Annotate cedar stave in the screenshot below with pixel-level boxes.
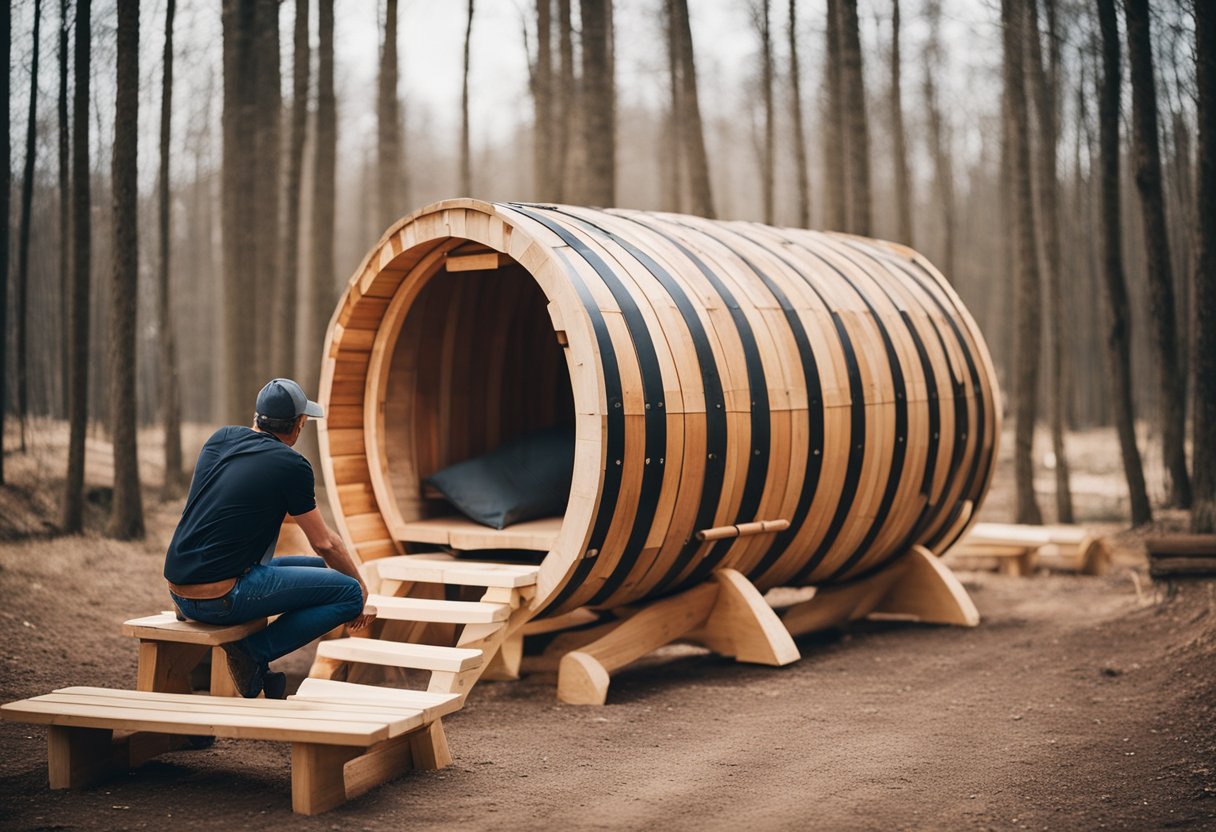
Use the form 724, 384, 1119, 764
318, 200, 999, 617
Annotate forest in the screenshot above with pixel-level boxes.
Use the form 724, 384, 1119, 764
0, 0, 1213, 541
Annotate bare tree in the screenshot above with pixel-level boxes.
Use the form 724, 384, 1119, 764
1194, 0, 1216, 532
58, 0, 70, 414
675, 0, 714, 218
838, 0, 871, 235
1097, 0, 1152, 525
823, 0, 845, 230
1124, 0, 1192, 507
159, 0, 184, 495
379, 0, 402, 223
1003, 0, 1043, 524
63, 0, 92, 531
109, 0, 144, 539
580, 0, 615, 206
461, 0, 474, 195
756, 0, 775, 224
534, 0, 555, 200
889, 0, 912, 244
555, 0, 574, 201
306, 0, 336, 395
0, 0, 9, 486
788, 0, 809, 228
1026, 0, 1073, 522
15, 0, 42, 453
923, 0, 954, 280
252, 0, 281, 378
273, 0, 308, 377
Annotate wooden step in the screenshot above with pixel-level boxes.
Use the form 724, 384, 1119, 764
368, 594, 510, 624
374, 554, 539, 588
390, 515, 561, 552
315, 638, 483, 672
291, 678, 462, 723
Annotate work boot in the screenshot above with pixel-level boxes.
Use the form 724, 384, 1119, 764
221, 641, 264, 699
263, 671, 288, 700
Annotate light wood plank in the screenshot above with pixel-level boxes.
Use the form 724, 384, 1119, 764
367, 594, 510, 624
315, 638, 483, 672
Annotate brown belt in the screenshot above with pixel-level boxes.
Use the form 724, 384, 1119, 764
167, 577, 237, 599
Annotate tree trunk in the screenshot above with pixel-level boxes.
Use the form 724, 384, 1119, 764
221, 0, 258, 423
580, 0, 615, 206
58, 0, 70, 417
1026, 0, 1073, 522
555, 0, 574, 202
108, 0, 144, 539
662, 0, 683, 212
1003, 0, 1043, 525
0, 0, 9, 485
823, 0, 845, 230
1193, 0, 1216, 533
923, 0, 954, 281
534, 0, 555, 200
379, 0, 402, 223
787, 0, 809, 228
273, 0, 308, 380
1124, 0, 1192, 507
15, 0, 42, 453
252, 0, 281, 380
757, 0, 775, 225
159, 0, 184, 496
889, 0, 912, 244
63, 0, 92, 531
460, 0, 474, 195
675, 0, 714, 218
838, 0, 871, 235
1097, 0, 1152, 525
307, 0, 336, 395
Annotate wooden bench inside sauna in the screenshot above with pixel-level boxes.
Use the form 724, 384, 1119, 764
319, 199, 999, 704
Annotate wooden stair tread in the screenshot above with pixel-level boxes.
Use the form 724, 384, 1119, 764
121, 612, 267, 645
292, 678, 462, 722
1, 688, 409, 745
368, 594, 510, 624
391, 515, 561, 552
374, 554, 539, 587
316, 638, 483, 672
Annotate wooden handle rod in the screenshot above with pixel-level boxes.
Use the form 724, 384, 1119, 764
696, 519, 790, 542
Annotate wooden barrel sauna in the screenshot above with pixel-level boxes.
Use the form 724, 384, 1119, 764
318, 199, 1000, 618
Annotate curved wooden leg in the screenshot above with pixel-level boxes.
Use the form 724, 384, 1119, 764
697, 569, 800, 665
873, 545, 979, 626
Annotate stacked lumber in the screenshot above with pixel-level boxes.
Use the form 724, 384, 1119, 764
945, 522, 1110, 576
1145, 535, 1216, 578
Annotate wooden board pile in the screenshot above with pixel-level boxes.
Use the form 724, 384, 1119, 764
944, 522, 1111, 576
1145, 535, 1216, 578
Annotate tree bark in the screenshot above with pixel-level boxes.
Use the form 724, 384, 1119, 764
159, 0, 184, 496
889, 0, 912, 244
1003, 0, 1043, 524
757, 0, 775, 225
580, 0, 615, 206
1193, 0, 1216, 533
0, 0, 9, 485
63, 0, 92, 531
252, 0, 281, 380
15, 0, 42, 453
838, 0, 871, 235
923, 0, 954, 281
675, 0, 714, 218
1124, 0, 1192, 507
662, 0, 683, 212
555, 0, 574, 202
534, 0, 555, 200
823, 0, 846, 230
306, 0, 336, 396
58, 0, 70, 417
273, 0, 309, 379
108, 0, 144, 539
787, 0, 809, 228
460, 0, 474, 195
379, 0, 402, 222
1097, 0, 1152, 525
1026, 0, 1073, 522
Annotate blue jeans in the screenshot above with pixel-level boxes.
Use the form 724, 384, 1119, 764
171, 556, 363, 667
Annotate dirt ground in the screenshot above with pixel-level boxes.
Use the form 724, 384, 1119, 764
1, 421, 1214, 831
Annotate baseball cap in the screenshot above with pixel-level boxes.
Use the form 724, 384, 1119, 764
255, 378, 325, 420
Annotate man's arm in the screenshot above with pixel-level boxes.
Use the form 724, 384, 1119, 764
292, 508, 376, 630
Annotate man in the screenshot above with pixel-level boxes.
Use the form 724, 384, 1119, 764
164, 378, 375, 698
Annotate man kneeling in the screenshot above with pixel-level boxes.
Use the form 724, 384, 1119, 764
163, 378, 376, 698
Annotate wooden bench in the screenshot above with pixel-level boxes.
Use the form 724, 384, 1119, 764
1, 680, 461, 815
122, 612, 268, 696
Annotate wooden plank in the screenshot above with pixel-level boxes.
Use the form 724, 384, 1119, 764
122, 613, 267, 646
315, 638, 484, 672
1145, 534, 1216, 557
445, 251, 510, 272
48, 725, 117, 789
367, 594, 511, 624
292, 742, 363, 814
393, 515, 562, 552
374, 554, 539, 587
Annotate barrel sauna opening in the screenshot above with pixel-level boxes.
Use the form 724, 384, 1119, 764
382, 255, 575, 547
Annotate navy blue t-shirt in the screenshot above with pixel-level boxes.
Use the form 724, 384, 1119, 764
164, 426, 317, 584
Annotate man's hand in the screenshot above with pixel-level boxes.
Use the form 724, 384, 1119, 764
349, 604, 377, 632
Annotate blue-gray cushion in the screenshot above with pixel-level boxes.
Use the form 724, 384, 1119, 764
423, 425, 575, 529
